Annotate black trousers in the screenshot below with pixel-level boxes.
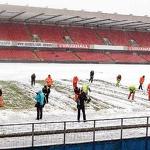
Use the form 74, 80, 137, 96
45, 92, 50, 103
77, 106, 86, 121
89, 76, 94, 83
37, 106, 43, 119
31, 80, 35, 86
138, 84, 143, 90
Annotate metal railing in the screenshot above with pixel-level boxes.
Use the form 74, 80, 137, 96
0, 116, 149, 149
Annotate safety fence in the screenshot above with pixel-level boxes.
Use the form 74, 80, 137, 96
0, 116, 150, 149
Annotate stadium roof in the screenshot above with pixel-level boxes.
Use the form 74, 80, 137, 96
0, 4, 150, 31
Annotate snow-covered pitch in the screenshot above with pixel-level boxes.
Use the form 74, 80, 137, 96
0, 63, 150, 124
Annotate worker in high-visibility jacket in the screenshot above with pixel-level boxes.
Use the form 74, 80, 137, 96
45, 74, 53, 88
72, 76, 79, 89
138, 75, 145, 90
82, 83, 91, 95
128, 85, 136, 101
81, 83, 91, 103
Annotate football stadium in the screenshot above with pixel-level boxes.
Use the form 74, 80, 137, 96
0, 2, 150, 150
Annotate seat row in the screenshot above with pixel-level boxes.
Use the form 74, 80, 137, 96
0, 49, 149, 63
0, 23, 149, 47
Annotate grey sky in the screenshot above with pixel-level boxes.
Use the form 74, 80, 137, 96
0, 0, 150, 16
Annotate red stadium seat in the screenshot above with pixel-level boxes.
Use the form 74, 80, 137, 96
27, 25, 65, 43
0, 49, 39, 61
107, 52, 147, 63
0, 22, 149, 63
74, 51, 113, 62
35, 50, 80, 61
0, 23, 31, 41
66, 27, 102, 44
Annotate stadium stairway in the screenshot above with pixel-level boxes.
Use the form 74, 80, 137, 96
94, 30, 103, 44
31, 49, 42, 61
24, 24, 34, 42
72, 51, 82, 60
139, 53, 150, 63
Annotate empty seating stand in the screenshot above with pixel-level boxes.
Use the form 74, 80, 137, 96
108, 52, 147, 63
35, 50, 80, 62
0, 22, 149, 63
0, 48, 149, 63
74, 51, 113, 63
96, 29, 130, 46
0, 23, 31, 41
27, 25, 65, 43
0, 23, 149, 47
66, 27, 102, 44
128, 31, 150, 47
139, 53, 150, 62
0, 49, 38, 61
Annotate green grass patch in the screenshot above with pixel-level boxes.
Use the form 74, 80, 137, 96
0, 81, 34, 110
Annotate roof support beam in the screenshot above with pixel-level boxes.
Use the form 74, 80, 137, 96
9, 11, 25, 20
145, 28, 150, 30
40, 15, 62, 22
83, 19, 112, 25
0, 10, 6, 15
111, 21, 142, 27
25, 13, 45, 22
70, 17, 96, 24
97, 20, 128, 26
55, 16, 79, 24
123, 23, 149, 28
129, 23, 150, 28
107, 20, 129, 26
135, 25, 150, 29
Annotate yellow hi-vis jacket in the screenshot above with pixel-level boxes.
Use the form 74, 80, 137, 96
82, 84, 90, 94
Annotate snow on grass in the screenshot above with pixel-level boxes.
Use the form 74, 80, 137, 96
0, 63, 150, 124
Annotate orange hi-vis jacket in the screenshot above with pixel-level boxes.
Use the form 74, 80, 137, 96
73, 76, 79, 88
45, 76, 53, 86
139, 77, 145, 84
147, 84, 150, 93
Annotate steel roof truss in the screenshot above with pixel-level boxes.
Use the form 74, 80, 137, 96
123, 23, 148, 28
135, 25, 150, 29
55, 16, 79, 24
97, 20, 128, 26
70, 17, 96, 24
83, 19, 112, 25
9, 11, 26, 20
129, 23, 150, 28
0, 10, 6, 15
40, 15, 62, 22
25, 13, 45, 22
111, 21, 142, 27
107, 20, 129, 26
